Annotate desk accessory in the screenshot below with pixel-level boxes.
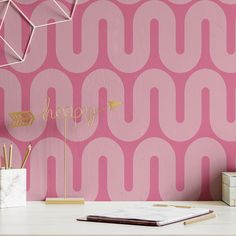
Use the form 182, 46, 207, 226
222, 172, 236, 206
0, 144, 30, 208
77, 206, 213, 226
0, 168, 26, 208
44, 110, 85, 204
9, 96, 122, 204
183, 211, 216, 225
0, 0, 78, 68
2, 143, 13, 169
42, 97, 121, 204
21, 144, 32, 168
2, 144, 8, 169
43, 97, 86, 204
8, 144, 13, 168
9, 111, 35, 128
153, 203, 192, 208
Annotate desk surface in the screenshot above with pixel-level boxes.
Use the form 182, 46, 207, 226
0, 201, 235, 236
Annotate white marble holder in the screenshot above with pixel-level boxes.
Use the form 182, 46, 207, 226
0, 169, 26, 208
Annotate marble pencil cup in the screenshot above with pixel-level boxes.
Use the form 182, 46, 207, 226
0, 169, 26, 208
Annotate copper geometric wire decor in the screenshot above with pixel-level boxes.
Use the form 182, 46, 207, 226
0, 0, 78, 68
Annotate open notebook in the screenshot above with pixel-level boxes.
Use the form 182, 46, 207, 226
77, 206, 213, 226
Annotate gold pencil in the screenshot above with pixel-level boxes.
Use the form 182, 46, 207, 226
8, 144, 13, 169
21, 144, 32, 168
153, 204, 192, 208
184, 212, 216, 225
3, 144, 8, 169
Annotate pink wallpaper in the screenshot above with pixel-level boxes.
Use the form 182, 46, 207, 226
0, 0, 235, 201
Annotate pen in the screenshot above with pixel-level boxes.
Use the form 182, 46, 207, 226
3, 144, 8, 169
184, 212, 216, 225
8, 144, 13, 169
153, 204, 192, 208
21, 144, 32, 168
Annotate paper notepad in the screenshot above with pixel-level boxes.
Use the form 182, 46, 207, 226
78, 206, 212, 226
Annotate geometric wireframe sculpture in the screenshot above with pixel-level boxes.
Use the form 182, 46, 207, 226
12, 0, 78, 28
0, 0, 35, 67
54, 0, 78, 20
0, 0, 78, 68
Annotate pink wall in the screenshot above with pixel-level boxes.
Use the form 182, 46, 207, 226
0, 0, 235, 200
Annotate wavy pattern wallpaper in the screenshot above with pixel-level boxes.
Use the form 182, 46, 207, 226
0, 0, 235, 200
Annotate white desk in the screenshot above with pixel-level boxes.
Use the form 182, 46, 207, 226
0, 201, 235, 236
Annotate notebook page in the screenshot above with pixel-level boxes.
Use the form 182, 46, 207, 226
91, 206, 210, 226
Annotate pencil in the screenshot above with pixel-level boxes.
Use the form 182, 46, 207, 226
184, 212, 216, 225
8, 144, 13, 169
153, 204, 192, 208
21, 144, 32, 168
3, 144, 8, 169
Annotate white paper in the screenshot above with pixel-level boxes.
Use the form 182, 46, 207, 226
93, 206, 210, 226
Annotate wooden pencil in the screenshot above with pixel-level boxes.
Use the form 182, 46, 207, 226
21, 144, 32, 168
184, 212, 216, 225
153, 204, 192, 208
8, 144, 13, 168
3, 144, 8, 169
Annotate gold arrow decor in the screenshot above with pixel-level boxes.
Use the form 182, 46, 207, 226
108, 101, 123, 110
8, 97, 122, 204
9, 111, 35, 128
